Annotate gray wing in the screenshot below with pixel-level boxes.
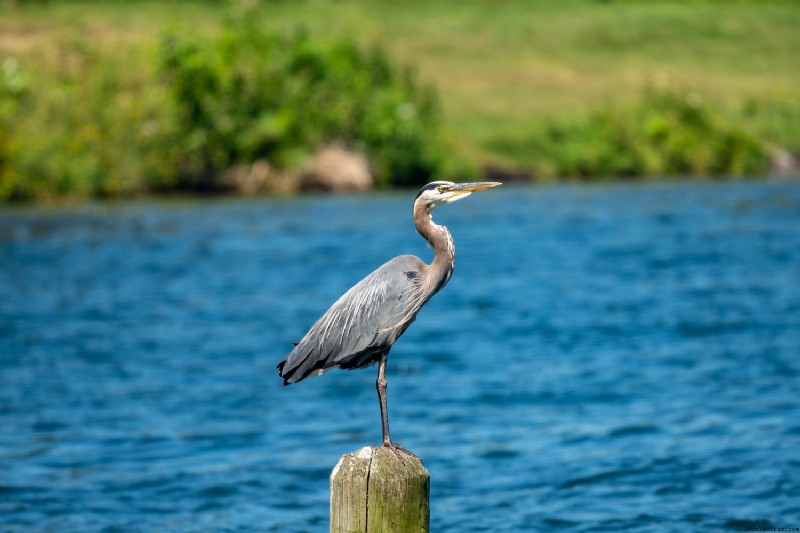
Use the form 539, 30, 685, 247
277, 254, 426, 384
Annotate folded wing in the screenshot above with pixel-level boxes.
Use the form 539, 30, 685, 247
277, 254, 425, 385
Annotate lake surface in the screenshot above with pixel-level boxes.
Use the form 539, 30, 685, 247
1, 180, 799, 532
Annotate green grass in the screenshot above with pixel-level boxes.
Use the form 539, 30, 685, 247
251, 0, 800, 165
1, 0, 798, 196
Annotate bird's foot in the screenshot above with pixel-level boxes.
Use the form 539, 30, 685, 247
382, 441, 421, 463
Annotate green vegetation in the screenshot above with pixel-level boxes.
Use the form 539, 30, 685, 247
162, 14, 447, 191
0, 0, 798, 201
0, 40, 180, 200
494, 88, 770, 179
0, 7, 450, 200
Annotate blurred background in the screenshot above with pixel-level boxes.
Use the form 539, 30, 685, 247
1, 1, 799, 532
1, 0, 799, 198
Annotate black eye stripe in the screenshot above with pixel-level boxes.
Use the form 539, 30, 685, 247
415, 181, 450, 200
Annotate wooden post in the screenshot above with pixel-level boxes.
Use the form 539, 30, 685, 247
330, 446, 430, 533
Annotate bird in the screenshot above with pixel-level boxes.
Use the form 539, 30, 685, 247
277, 180, 501, 453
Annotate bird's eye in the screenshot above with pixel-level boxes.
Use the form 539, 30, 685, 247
438, 186, 448, 193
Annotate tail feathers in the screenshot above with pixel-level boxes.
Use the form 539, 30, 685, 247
277, 341, 306, 385
277, 344, 386, 385
277, 347, 332, 386
276, 359, 292, 386
276, 356, 304, 386
275, 342, 300, 385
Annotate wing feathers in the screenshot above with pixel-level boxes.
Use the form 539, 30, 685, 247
277, 255, 425, 384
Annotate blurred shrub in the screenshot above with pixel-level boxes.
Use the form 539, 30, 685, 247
497, 88, 771, 180
740, 94, 800, 157
161, 12, 449, 189
0, 58, 28, 200
0, 11, 450, 202
0, 43, 180, 201
0, 16, 789, 203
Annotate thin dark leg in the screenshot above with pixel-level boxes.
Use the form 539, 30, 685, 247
376, 352, 392, 447
375, 352, 419, 460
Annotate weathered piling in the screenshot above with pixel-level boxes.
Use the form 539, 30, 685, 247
330, 446, 430, 533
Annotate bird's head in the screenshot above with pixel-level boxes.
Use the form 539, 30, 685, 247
414, 181, 502, 209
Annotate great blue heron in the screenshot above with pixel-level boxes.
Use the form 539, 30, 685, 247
277, 180, 501, 452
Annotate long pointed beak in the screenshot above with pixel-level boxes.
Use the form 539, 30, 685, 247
450, 181, 502, 194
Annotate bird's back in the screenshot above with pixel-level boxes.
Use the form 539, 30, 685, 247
277, 254, 427, 385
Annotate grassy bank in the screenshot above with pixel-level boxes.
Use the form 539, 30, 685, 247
1, 0, 798, 200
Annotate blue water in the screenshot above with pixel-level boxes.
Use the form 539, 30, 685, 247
1, 181, 799, 532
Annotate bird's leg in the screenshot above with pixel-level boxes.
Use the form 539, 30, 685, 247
376, 353, 419, 461
376, 352, 392, 447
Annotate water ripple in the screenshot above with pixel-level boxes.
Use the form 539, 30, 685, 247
1, 181, 799, 531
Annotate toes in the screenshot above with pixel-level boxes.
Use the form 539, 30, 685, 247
383, 442, 420, 461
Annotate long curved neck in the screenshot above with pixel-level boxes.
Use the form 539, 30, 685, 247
413, 200, 455, 295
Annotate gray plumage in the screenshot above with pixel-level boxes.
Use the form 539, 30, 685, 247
277, 180, 501, 450
278, 254, 426, 383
